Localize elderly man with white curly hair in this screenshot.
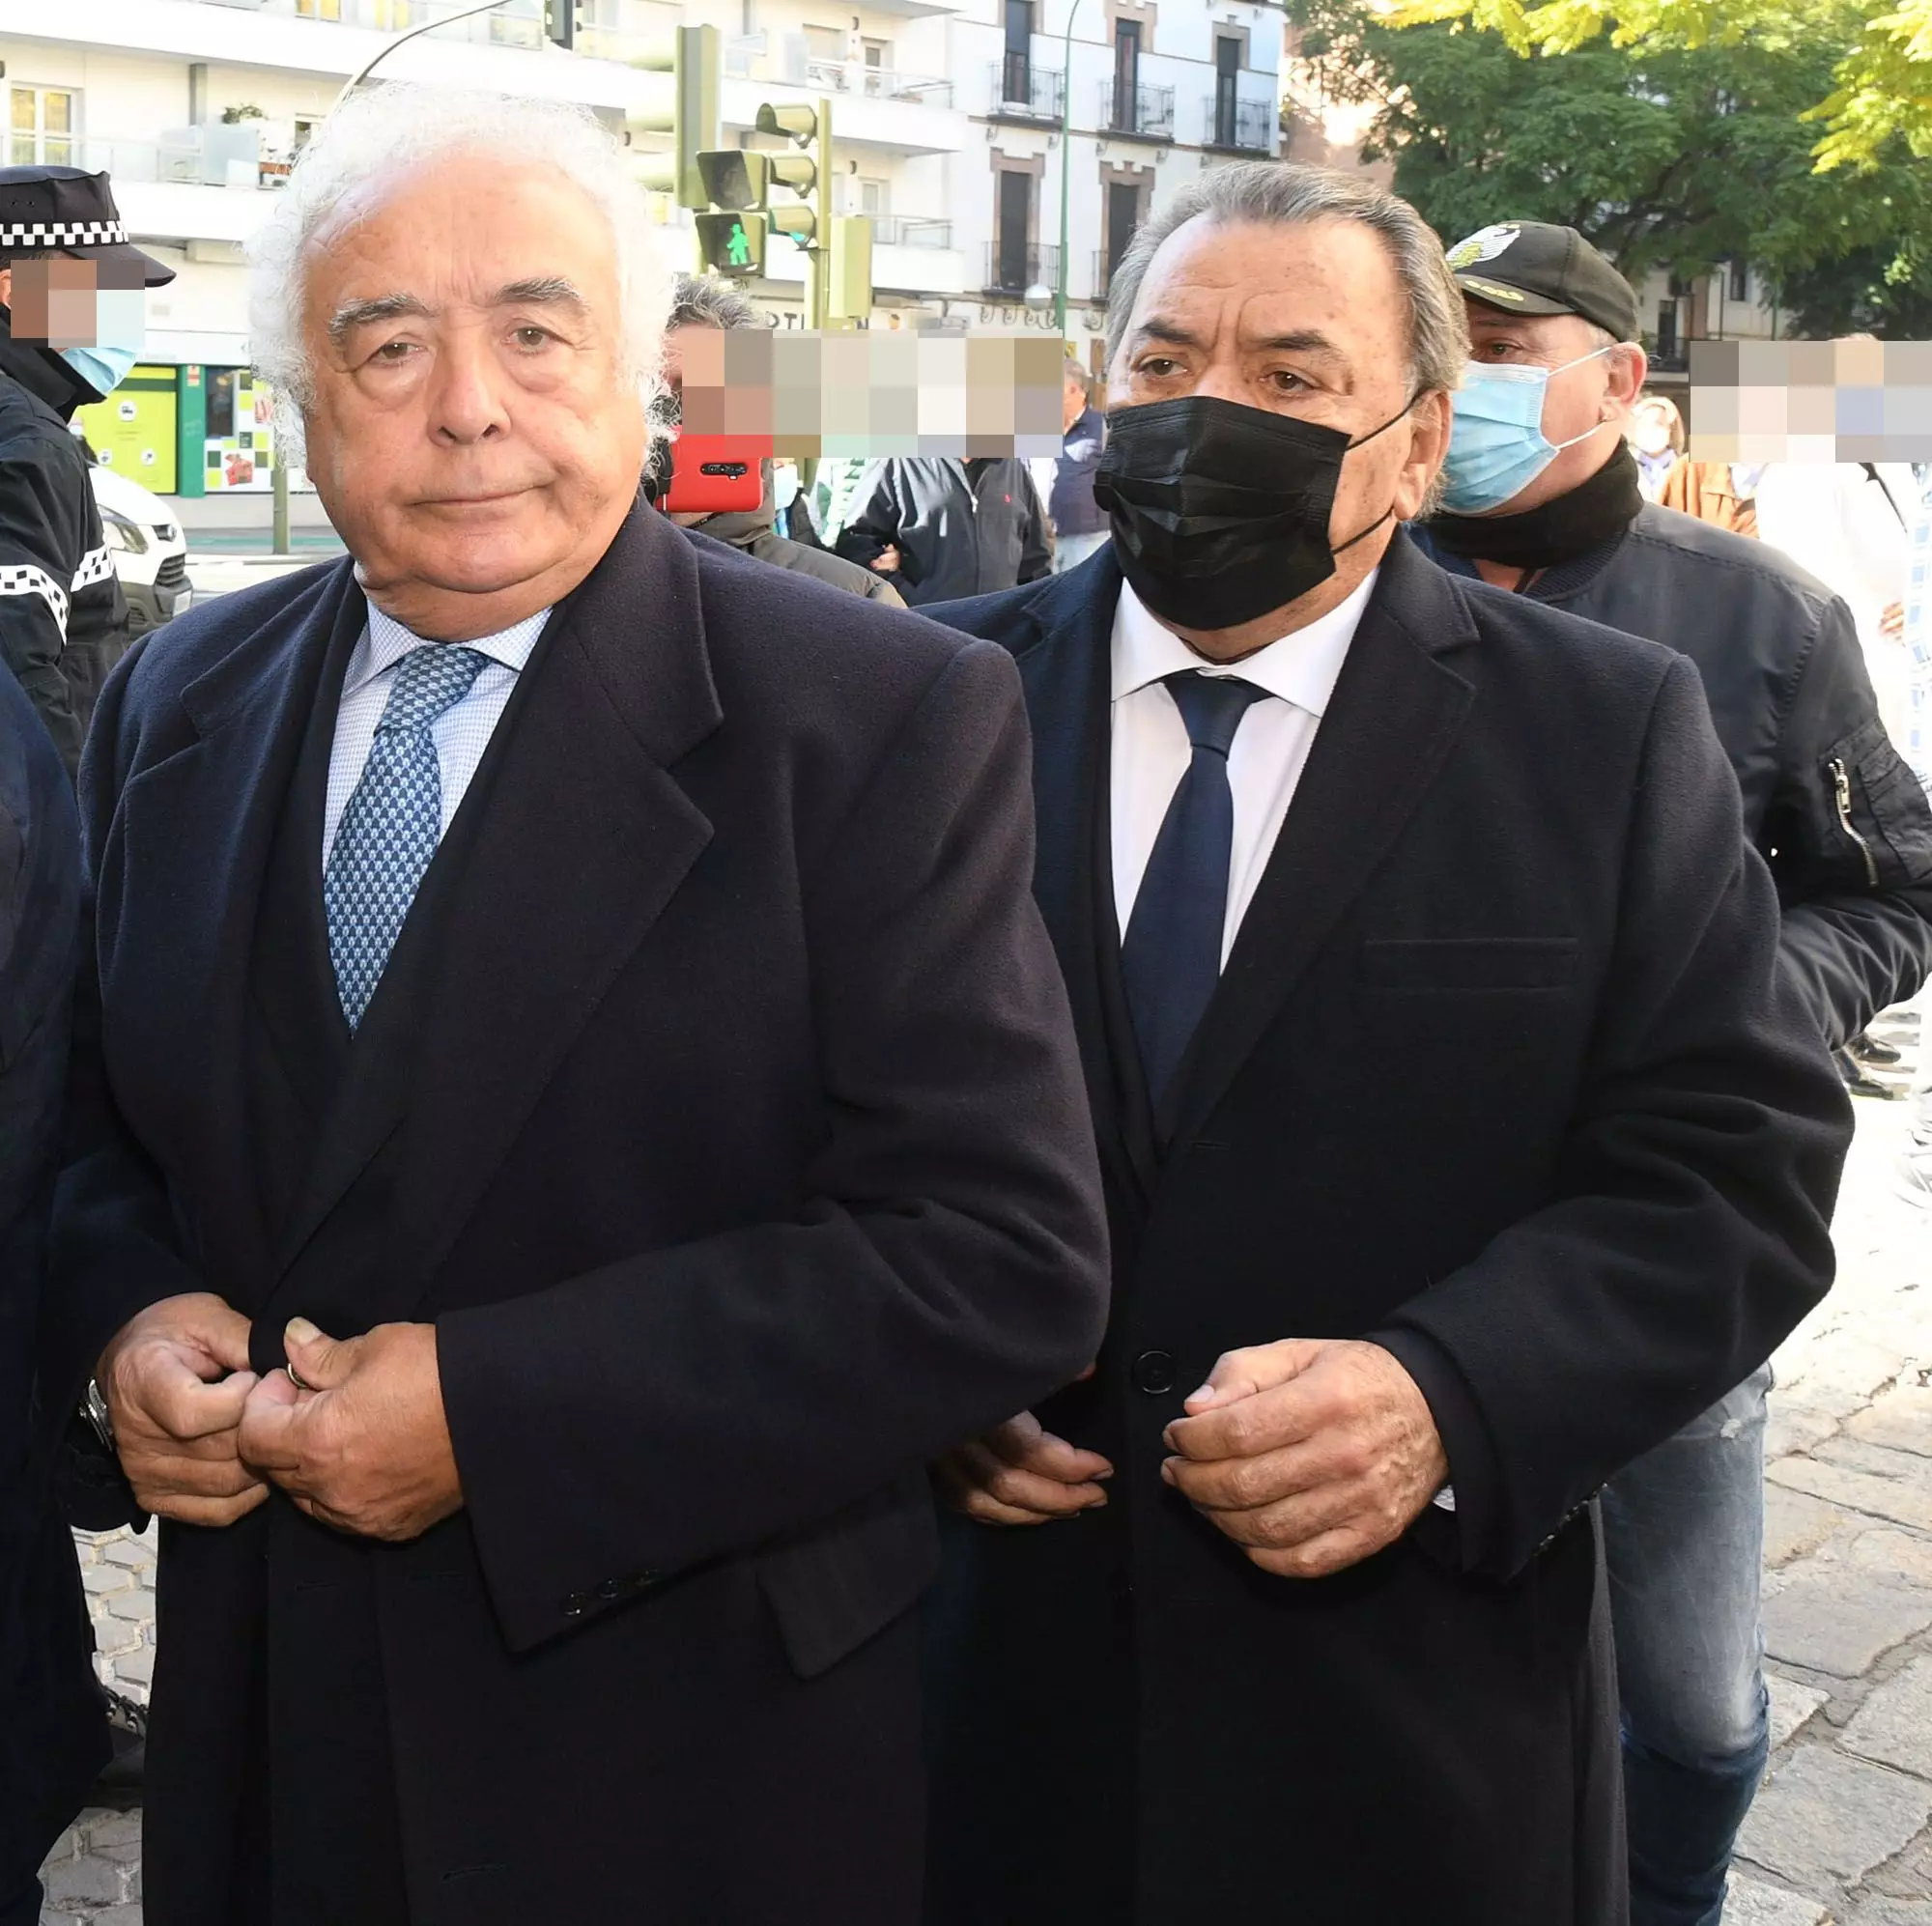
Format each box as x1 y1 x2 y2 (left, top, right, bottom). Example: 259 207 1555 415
40 85 1108 1924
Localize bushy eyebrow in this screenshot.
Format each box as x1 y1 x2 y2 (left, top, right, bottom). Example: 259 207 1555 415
327 278 588 343
1127 317 1347 364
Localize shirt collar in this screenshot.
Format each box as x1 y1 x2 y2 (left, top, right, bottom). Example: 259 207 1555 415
1110 567 1378 718
344 602 554 702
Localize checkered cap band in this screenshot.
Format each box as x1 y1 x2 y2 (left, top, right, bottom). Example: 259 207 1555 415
0 219 129 247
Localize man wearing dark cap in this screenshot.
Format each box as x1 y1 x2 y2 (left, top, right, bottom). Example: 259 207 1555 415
0 164 175 775
1412 218 1932 1926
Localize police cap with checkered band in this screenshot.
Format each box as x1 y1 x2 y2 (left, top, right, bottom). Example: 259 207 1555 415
0 165 174 287
1443 221 1636 342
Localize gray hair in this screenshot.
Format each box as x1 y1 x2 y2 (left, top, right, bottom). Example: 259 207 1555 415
667 272 764 332
248 83 672 460
1103 161 1468 399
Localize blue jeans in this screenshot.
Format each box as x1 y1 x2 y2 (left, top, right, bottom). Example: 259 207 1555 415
1602 1365 1773 1926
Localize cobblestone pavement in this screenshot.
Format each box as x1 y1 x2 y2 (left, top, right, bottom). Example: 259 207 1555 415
39 1010 1932 1924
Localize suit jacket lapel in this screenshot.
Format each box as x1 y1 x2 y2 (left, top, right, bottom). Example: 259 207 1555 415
1163 532 1480 1147
1015 552 1158 1203
263 506 721 1322
105 560 358 1289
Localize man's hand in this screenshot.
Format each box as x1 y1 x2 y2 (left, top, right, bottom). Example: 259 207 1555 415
238 1317 463 1543
935 1410 1114 1525
1881 599 1905 640
96 1292 267 1527
1160 1339 1448 1578
870 544 902 575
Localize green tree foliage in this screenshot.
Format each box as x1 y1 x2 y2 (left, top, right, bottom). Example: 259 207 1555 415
1377 0 1932 171
1293 0 1932 328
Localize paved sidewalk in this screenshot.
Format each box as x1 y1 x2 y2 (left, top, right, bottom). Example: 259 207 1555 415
39 1021 1932 1924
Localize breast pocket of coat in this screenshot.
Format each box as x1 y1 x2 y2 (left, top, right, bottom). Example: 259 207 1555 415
1359 936 1583 996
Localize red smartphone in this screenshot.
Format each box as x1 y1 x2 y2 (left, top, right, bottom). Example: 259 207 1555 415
662 433 770 515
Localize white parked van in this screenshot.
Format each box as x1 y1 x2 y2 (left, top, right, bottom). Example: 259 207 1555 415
87 461 191 636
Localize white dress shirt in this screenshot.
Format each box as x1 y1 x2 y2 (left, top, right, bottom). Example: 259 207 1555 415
322 603 553 871
1109 569 1378 958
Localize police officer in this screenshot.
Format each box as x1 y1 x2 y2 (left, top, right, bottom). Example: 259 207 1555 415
0 165 174 776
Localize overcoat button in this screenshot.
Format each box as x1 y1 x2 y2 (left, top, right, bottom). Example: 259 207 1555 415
1131 1349 1177 1395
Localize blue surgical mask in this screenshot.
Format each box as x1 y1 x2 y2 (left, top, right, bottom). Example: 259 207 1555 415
61 343 140 399
1439 345 1616 515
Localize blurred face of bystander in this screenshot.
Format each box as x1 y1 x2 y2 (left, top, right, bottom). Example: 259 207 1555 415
298 152 646 641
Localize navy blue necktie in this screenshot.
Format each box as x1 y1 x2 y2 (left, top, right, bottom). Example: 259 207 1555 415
1121 670 1268 1104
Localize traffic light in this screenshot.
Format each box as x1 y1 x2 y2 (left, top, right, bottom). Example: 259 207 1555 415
625 23 720 210
828 214 873 323
696 211 765 277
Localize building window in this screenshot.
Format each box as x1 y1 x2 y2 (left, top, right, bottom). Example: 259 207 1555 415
1004 0 1034 105
294 0 344 17
1106 180 1140 286
10 87 76 168
1729 259 1749 302
1212 36 1241 148
996 168 1032 293
1112 21 1141 128
1656 299 1679 362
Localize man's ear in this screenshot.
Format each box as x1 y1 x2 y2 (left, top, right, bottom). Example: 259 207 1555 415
1606 342 1649 408
0 266 12 309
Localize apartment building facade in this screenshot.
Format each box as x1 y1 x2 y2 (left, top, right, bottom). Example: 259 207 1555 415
0 0 1286 492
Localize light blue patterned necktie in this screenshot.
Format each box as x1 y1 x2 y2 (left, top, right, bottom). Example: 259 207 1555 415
324 642 490 1030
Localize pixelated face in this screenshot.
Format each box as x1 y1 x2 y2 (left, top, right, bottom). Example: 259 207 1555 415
4 256 147 349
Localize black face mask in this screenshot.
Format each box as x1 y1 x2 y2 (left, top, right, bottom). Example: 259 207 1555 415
1093 392 1412 631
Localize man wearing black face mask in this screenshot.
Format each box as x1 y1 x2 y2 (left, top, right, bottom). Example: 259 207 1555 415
919 161 1851 1926
1407 221 1932 1926
0 166 173 776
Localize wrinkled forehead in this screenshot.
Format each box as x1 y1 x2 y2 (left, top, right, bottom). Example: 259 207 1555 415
301 153 616 318
1126 214 1409 369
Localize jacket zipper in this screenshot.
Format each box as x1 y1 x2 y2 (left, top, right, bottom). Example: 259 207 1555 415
1829 756 1880 886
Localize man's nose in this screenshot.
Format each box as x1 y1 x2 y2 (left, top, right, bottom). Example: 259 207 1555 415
1188 361 1249 407
428 335 512 444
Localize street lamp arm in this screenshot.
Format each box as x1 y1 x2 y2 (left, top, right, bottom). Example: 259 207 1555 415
1055 0 1088 339
334 0 522 108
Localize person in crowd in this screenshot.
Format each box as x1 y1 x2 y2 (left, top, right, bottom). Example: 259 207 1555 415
1634 390 1764 537
0 165 172 776
1631 390 1684 499
1408 216 1932 1926
837 451 1050 604
1896 464 1932 1204
0 660 101 1926
42 86 1108 1925
656 274 902 604
920 161 1849 1926
1048 354 1109 574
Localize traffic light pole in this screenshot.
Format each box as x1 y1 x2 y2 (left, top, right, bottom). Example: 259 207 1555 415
810 97 833 329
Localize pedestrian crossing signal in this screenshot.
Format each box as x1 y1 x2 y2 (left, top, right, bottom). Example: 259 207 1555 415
696 212 765 276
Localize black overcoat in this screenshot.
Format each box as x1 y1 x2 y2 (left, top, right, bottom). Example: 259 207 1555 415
43 505 1110 1926
920 533 1852 1926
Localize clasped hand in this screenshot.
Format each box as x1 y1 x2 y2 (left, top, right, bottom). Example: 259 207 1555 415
98 1295 463 1540
938 1338 1447 1579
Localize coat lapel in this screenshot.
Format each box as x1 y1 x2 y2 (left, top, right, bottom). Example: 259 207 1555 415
1014 551 1158 1203
262 507 721 1321
106 561 358 1289
1163 533 1480 1146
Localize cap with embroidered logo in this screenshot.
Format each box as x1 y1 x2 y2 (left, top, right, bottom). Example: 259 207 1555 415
0 166 174 288
1443 221 1636 343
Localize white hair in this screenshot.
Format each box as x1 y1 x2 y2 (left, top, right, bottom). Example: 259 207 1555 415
247 83 671 461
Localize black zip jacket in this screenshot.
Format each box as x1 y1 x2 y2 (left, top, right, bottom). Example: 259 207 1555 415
835 457 1050 606
0 324 130 778
1412 503 1932 1049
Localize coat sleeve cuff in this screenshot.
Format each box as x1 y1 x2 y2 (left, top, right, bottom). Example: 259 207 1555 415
1368 1325 1501 1575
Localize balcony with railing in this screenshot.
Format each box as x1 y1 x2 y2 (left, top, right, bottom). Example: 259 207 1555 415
870 215 954 249
1202 94 1275 153
983 241 1061 297
988 58 1065 122
798 59 953 106
1096 80 1174 141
